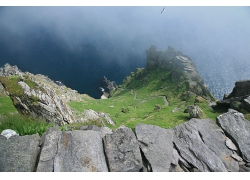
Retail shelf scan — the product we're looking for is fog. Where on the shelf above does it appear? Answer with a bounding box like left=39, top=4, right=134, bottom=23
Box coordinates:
left=0, top=6, right=249, bottom=99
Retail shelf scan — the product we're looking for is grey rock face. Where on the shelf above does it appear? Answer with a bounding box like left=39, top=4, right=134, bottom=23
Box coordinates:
left=217, top=111, right=250, bottom=163
left=103, top=126, right=143, bottom=172
left=173, top=119, right=228, bottom=172
left=36, top=127, right=62, bottom=172
left=225, top=80, right=250, bottom=99
left=243, top=96, right=250, bottom=111
left=0, top=134, right=40, bottom=172
left=135, top=124, right=173, bottom=172
left=192, top=119, right=239, bottom=172
left=53, top=130, right=108, bottom=172
left=0, top=63, right=23, bottom=77
left=16, top=81, right=75, bottom=125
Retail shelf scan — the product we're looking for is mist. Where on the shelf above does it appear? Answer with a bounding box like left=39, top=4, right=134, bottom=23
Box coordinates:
left=0, top=6, right=249, bottom=99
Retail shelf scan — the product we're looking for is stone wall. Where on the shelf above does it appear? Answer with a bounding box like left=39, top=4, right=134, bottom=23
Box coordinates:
left=1, top=109, right=250, bottom=172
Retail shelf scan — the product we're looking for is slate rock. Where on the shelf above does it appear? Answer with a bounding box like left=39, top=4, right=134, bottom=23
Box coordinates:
left=231, top=153, right=243, bottom=162
left=193, top=119, right=239, bottom=172
left=217, top=111, right=250, bottom=162
left=0, top=134, right=40, bottom=172
left=54, top=130, right=108, bottom=172
left=225, top=137, right=238, bottom=151
left=135, top=124, right=173, bottom=172
left=36, top=127, right=62, bottom=172
left=173, top=119, right=228, bottom=172
left=103, top=126, right=143, bottom=172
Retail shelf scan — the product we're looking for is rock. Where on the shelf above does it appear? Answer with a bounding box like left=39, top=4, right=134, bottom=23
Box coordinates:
left=83, top=109, right=115, bottom=126
left=225, top=80, right=250, bottom=99
left=83, top=109, right=101, bottom=121
left=54, top=130, right=108, bottom=172
left=231, top=153, right=243, bottom=162
left=1, top=129, right=19, bottom=139
left=169, top=164, right=185, bottom=172
left=225, top=137, right=238, bottom=151
left=192, top=119, right=239, bottom=172
left=243, top=96, right=250, bottom=111
left=103, top=126, right=143, bottom=172
left=100, top=127, right=112, bottom=138
left=79, top=125, right=89, bottom=130
left=100, top=76, right=117, bottom=94
left=217, top=111, right=250, bottom=163
left=145, top=45, right=215, bottom=100
left=214, top=80, right=250, bottom=113
left=173, top=119, right=228, bottom=172
left=0, top=134, right=40, bottom=172
left=184, top=105, right=203, bottom=118
left=0, top=63, right=23, bottom=77
left=36, top=127, right=62, bottom=172
left=171, top=148, right=180, bottom=166
left=239, top=165, right=250, bottom=172
left=135, top=124, right=173, bottom=172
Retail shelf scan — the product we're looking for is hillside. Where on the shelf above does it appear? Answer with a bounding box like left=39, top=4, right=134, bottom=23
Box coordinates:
left=68, top=45, right=220, bottom=129
left=0, top=45, right=249, bottom=133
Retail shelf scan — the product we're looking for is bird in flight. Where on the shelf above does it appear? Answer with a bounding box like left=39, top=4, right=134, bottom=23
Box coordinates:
left=161, top=7, right=166, bottom=14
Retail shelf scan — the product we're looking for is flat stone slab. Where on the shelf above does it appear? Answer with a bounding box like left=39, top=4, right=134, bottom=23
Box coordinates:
left=53, top=130, right=108, bottom=172
left=173, top=119, right=228, bottom=172
left=0, top=134, right=40, bottom=172
left=135, top=124, right=173, bottom=172
left=103, top=126, right=142, bottom=172
left=217, top=111, right=250, bottom=162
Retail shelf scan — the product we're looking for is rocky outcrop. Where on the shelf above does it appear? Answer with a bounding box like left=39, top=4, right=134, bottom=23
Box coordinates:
left=213, top=80, right=250, bottom=113
left=173, top=119, right=228, bottom=172
left=145, top=45, right=215, bottom=101
left=82, top=109, right=115, bottom=126
left=100, top=76, right=117, bottom=97
left=0, top=64, right=76, bottom=125
left=217, top=111, right=250, bottom=163
left=103, top=126, right=143, bottom=172
left=0, top=110, right=249, bottom=172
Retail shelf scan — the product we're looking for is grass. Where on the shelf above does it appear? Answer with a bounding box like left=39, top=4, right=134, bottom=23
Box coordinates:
left=0, top=114, right=54, bottom=136
left=67, top=66, right=224, bottom=130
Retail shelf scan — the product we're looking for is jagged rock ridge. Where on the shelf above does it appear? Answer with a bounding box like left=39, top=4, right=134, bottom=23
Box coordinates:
left=0, top=64, right=78, bottom=125
left=145, top=45, right=215, bottom=100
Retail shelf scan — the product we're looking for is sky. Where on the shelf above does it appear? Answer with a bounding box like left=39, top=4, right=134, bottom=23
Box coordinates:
left=0, top=3, right=250, bottom=99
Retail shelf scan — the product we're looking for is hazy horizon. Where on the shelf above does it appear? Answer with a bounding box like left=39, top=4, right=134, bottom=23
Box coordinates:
left=0, top=6, right=250, bottom=99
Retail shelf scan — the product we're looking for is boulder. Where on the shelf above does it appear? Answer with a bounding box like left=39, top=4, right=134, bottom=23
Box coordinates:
left=243, top=96, right=250, bottom=111
left=217, top=111, right=250, bottom=163
left=135, top=124, right=173, bottom=172
left=184, top=105, right=203, bottom=118
left=53, top=130, right=108, bottom=172
left=36, top=127, right=62, bottom=172
left=192, top=119, right=239, bottom=172
left=1, top=129, right=19, bottom=139
left=224, top=80, right=250, bottom=99
left=103, top=126, right=143, bottom=172
left=0, top=133, right=40, bottom=172
left=173, top=119, right=228, bottom=172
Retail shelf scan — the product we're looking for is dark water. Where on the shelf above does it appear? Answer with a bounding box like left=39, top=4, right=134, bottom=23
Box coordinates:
left=1, top=7, right=250, bottom=99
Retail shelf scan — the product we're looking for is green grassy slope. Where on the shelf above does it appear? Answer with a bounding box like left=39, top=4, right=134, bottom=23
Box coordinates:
left=68, top=66, right=221, bottom=130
